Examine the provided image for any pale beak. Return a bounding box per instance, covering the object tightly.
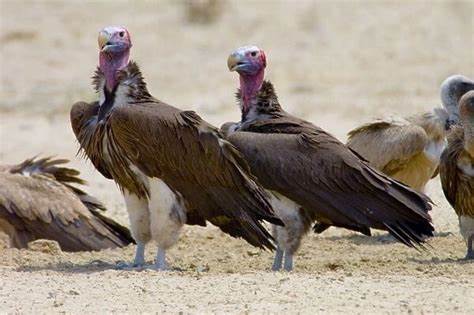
[227,53,242,72]
[98,30,111,50]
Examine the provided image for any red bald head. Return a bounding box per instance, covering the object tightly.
[98,26,132,91]
[98,26,132,53]
[227,45,266,76]
[227,45,267,116]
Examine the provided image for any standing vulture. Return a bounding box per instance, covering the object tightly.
[347,75,474,192]
[70,27,281,270]
[221,45,434,271]
[0,156,134,251]
[440,91,474,259]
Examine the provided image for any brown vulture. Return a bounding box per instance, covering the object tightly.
[347,75,474,192]
[0,156,134,251]
[221,45,434,271]
[440,90,474,260]
[70,27,282,270]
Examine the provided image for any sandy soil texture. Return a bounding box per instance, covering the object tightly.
[1,1,474,314]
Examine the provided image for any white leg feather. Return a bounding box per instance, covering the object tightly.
[148,178,186,270]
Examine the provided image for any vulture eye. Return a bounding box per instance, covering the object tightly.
[119,31,125,37]
[250,51,257,57]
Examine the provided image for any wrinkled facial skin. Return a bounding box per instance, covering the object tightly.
[97,26,132,92]
[98,26,132,54]
[228,45,266,76]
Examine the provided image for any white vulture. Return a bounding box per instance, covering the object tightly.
[347,75,474,192]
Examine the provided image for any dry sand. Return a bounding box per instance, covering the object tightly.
[1,1,474,314]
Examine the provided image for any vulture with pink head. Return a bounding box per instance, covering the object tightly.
[70,27,282,270]
[221,45,434,271]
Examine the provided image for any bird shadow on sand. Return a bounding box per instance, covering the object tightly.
[14,260,194,274]
[323,233,399,246]
[322,231,454,246]
[15,260,123,274]
[408,256,474,265]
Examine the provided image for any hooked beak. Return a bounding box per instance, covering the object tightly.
[98,30,111,51]
[227,52,247,72]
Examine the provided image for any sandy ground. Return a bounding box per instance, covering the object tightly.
[1,0,474,314]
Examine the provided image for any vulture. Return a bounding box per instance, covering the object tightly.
[440,90,474,260]
[347,75,474,192]
[0,156,134,251]
[221,45,434,271]
[70,27,282,270]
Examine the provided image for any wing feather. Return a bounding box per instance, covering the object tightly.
[347,118,428,174]
[0,158,133,251]
[226,118,433,247]
[108,102,282,250]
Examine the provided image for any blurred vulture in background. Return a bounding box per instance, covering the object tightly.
[222,45,433,271]
[440,91,474,260]
[184,0,223,24]
[0,157,134,251]
[347,75,474,192]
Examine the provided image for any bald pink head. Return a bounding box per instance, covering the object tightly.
[98,26,132,91]
[228,46,266,115]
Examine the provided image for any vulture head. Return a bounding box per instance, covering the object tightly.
[227,45,266,75]
[440,74,474,129]
[98,26,132,91]
[227,45,267,115]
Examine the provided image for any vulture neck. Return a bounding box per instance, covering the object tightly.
[238,75,283,123]
[99,50,130,92]
[461,109,474,157]
[441,90,460,124]
[239,69,265,119]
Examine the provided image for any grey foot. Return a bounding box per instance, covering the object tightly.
[116,242,146,270]
[283,252,293,272]
[466,236,474,260]
[271,248,284,271]
[152,248,169,271]
[115,261,146,270]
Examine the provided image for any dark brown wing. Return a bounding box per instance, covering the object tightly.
[227,114,434,247]
[108,102,282,250]
[0,165,133,251]
[70,101,112,179]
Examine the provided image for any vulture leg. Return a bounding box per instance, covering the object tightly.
[122,191,151,268]
[283,252,294,271]
[271,246,284,271]
[270,193,304,272]
[154,248,169,270]
[133,242,146,266]
[466,235,474,260]
[116,243,146,270]
[148,178,186,271]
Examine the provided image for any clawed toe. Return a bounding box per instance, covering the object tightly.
[115,261,146,270]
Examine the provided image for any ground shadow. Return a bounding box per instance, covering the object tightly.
[321,231,453,246]
[15,259,195,274]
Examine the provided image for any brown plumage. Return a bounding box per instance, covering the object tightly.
[223,78,434,270]
[440,91,474,259]
[347,75,474,192]
[71,59,281,269]
[0,156,134,251]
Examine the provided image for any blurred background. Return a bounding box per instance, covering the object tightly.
[1,0,473,229]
